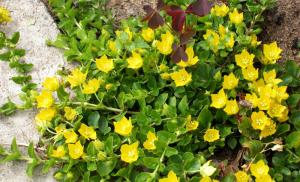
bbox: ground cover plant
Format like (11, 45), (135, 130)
(1, 0), (300, 181)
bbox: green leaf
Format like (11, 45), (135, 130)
(197, 106), (213, 129)
(178, 96), (189, 115)
(135, 172), (153, 182)
(26, 159), (40, 177)
(286, 131), (300, 149)
(0, 100), (17, 116)
(97, 159), (117, 176)
(291, 112), (300, 130)
(154, 93), (168, 109)
(143, 157), (159, 169)
(242, 140), (263, 157)
(287, 94), (300, 108)
(57, 85), (69, 101)
(87, 162), (97, 171)
(276, 124), (290, 136)
(10, 32), (20, 44)
(42, 159), (56, 174)
(165, 146), (178, 157)
(185, 158), (201, 174)
(1, 138), (21, 162)
(27, 142), (38, 159)
(227, 138), (237, 150)
(88, 111), (100, 128)
(11, 75), (32, 84)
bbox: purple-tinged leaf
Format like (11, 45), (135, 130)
(186, 0), (213, 16)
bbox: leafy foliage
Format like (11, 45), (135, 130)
(0, 0), (300, 181)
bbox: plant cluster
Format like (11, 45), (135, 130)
(0, 0), (300, 182)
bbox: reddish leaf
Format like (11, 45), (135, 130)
(167, 6), (186, 32)
(171, 44), (188, 63)
(143, 5), (165, 29)
(186, 0), (213, 16)
(180, 28), (196, 45)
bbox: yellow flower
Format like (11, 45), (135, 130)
(159, 64), (169, 72)
(170, 69), (192, 87)
(277, 108), (289, 122)
(52, 145), (66, 158)
(257, 95), (271, 111)
(200, 160), (217, 177)
(114, 116), (133, 136)
(156, 41), (173, 55)
(263, 42), (282, 64)
(141, 28), (154, 42)
(143, 131), (157, 150)
(235, 49), (255, 69)
(256, 174), (273, 182)
(96, 55), (114, 73)
(63, 130), (78, 144)
(250, 160), (269, 178)
(82, 79), (102, 94)
(224, 99), (239, 115)
(124, 27), (133, 41)
(186, 115), (199, 131)
(36, 90), (54, 108)
(204, 129), (220, 142)
(210, 89), (227, 109)
(229, 8), (243, 25)
(42, 77), (59, 91)
(235, 171), (249, 182)
(68, 141), (84, 159)
(273, 85), (288, 102)
(160, 73), (171, 80)
(177, 47), (199, 67)
(251, 111), (270, 130)
(263, 70), (282, 86)
(105, 83), (113, 90)
(200, 177), (219, 182)
(223, 73), (239, 90)
(159, 171), (179, 182)
(242, 66), (258, 81)
(218, 25), (226, 38)
(203, 29), (220, 52)
(108, 40), (118, 52)
(226, 33), (235, 48)
(55, 124), (66, 134)
(0, 7), (12, 23)
(161, 31), (174, 45)
(251, 79), (265, 94)
(267, 102), (287, 118)
(67, 68), (87, 88)
(120, 142), (139, 163)
(245, 93), (258, 108)
(35, 108), (56, 128)
(127, 52), (143, 69)
(78, 123), (97, 140)
(156, 31), (174, 55)
(211, 4), (229, 17)
(260, 120), (276, 138)
(251, 34), (261, 47)
(64, 107), (77, 121)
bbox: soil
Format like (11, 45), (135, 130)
(106, 0), (156, 20)
(262, 0), (300, 62)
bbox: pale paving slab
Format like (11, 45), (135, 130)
(0, 0), (65, 181)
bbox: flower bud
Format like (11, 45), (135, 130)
(97, 151), (107, 161)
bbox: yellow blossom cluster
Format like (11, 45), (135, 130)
(234, 43), (287, 138)
(204, 5), (243, 52)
